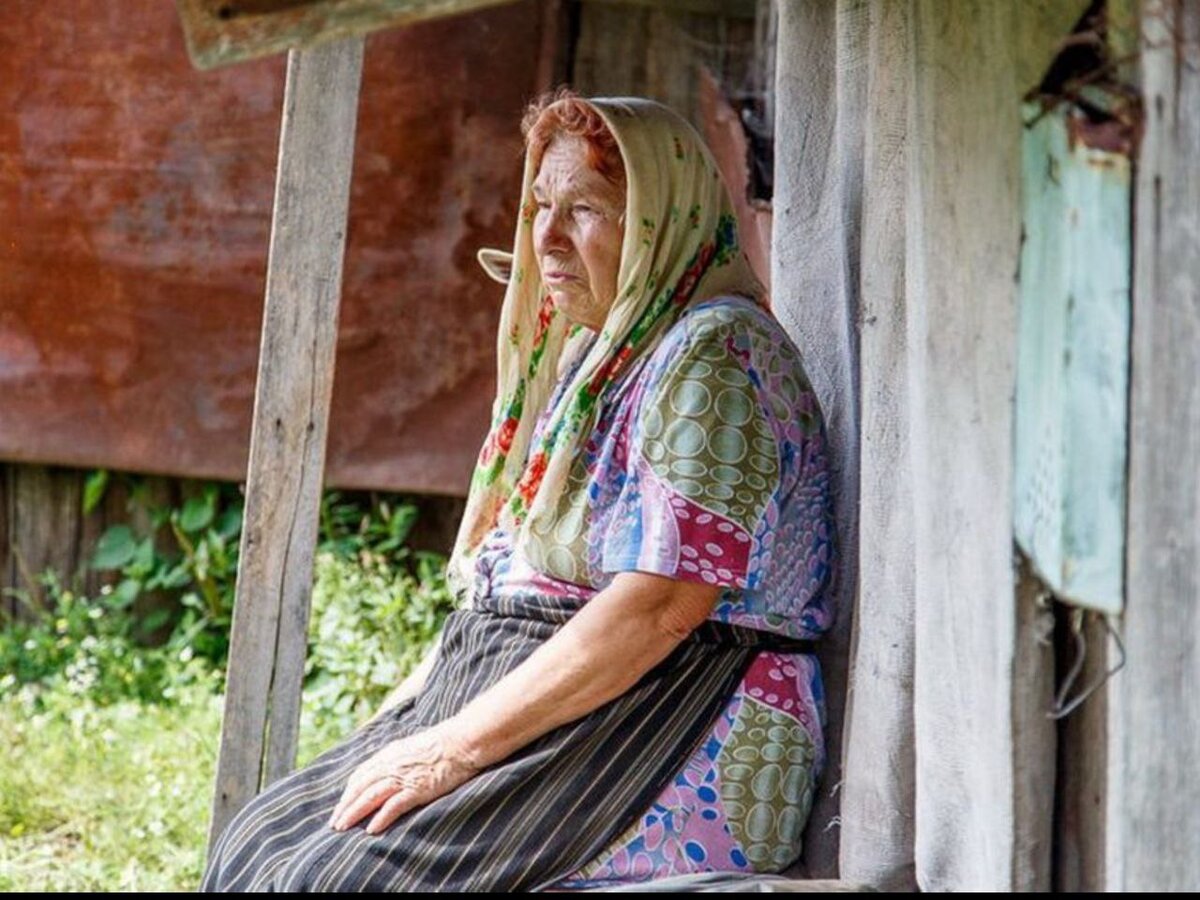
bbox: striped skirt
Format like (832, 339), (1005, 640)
(199, 607), (789, 892)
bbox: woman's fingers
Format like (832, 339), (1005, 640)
(331, 777), (400, 830)
(325, 728), (474, 835)
(329, 769), (368, 826)
(366, 789), (420, 835)
(329, 741), (411, 826)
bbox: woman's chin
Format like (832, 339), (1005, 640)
(550, 294), (589, 327)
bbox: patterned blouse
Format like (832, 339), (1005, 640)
(468, 295), (836, 884)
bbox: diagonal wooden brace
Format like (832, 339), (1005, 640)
(207, 36), (364, 852)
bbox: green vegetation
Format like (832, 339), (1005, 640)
(0, 475), (456, 891)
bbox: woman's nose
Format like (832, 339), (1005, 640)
(534, 206), (570, 255)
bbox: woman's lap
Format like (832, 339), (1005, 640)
(200, 612), (775, 892)
(201, 707), (409, 892)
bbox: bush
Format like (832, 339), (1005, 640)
(0, 475), (456, 890)
(4, 476), (454, 726)
(0, 572), (188, 711)
(302, 549), (454, 738)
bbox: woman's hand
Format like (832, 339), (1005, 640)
(328, 723), (481, 835)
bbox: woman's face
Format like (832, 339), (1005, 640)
(531, 136), (626, 332)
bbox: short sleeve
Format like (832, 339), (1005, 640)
(600, 308), (784, 590)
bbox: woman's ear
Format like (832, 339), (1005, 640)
(476, 248), (514, 285)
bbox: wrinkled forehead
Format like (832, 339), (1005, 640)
(530, 136), (626, 205)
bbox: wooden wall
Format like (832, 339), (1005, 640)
(771, 0), (1088, 890)
(771, 0), (862, 880)
(0, 462), (464, 624)
(1108, 0), (1200, 889)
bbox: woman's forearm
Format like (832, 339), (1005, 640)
(441, 571), (721, 771)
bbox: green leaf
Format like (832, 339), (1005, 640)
(179, 591), (204, 612)
(133, 537), (156, 572)
(82, 470), (109, 515)
(180, 496), (215, 533)
(112, 579), (141, 609)
(140, 608), (173, 633)
(216, 503), (243, 540)
(160, 564), (193, 590)
(389, 504), (418, 544)
(92, 526), (137, 570)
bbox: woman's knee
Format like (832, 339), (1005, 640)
(270, 832), (363, 892)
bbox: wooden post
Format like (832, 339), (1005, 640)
(1108, 0), (1200, 889)
(771, 0), (864, 878)
(902, 0), (1087, 889)
(841, 0), (916, 889)
(206, 37), (364, 851)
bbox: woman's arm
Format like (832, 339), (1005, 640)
(329, 571), (721, 833)
(446, 570), (721, 769)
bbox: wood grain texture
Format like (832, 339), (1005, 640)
(208, 37), (363, 851)
(1011, 556), (1057, 891)
(0, 463), (187, 624)
(1053, 606), (1109, 892)
(1108, 0), (1200, 889)
(905, 0), (1087, 889)
(174, 0), (519, 69)
(771, 0), (864, 879)
(839, 0), (915, 890)
(587, 0), (757, 17)
(575, 3), (716, 121)
(3, 466), (85, 618)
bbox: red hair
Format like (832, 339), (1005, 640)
(520, 87), (626, 188)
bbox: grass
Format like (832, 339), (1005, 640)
(0, 675), (354, 891)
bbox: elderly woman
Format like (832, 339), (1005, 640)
(201, 90), (835, 892)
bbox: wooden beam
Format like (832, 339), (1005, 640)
(1108, 0), (1200, 889)
(206, 36), (364, 851)
(573, 1), (742, 123)
(903, 0), (1087, 889)
(841, 0), (916, 889)
(586, 0), (757, 18)
(174, 0), (516, 69)
(771, 0), (864, 880)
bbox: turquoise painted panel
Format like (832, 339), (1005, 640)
(1013, 102), (1131, 614)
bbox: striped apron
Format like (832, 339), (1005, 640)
(200, 605), (810, 892)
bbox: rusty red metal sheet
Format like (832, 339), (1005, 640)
(0, 0), (552, 495)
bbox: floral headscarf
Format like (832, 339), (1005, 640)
(447, 97), (767, 598)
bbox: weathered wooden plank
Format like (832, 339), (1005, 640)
(175, 0), (518, 69)
(3, 466), (85, 618)
(905, 0), (1087, 889)
(840, 0), (915, 890)
(1053, 606), (1109, 892)
(588, 0), (757, 18)
(771, 0), (864, 879)
(207, 36), (364, 851)
(1010, 557), (1057, 891)
(573, 1), (755, 128)
(1107, 0), (1200, 889)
